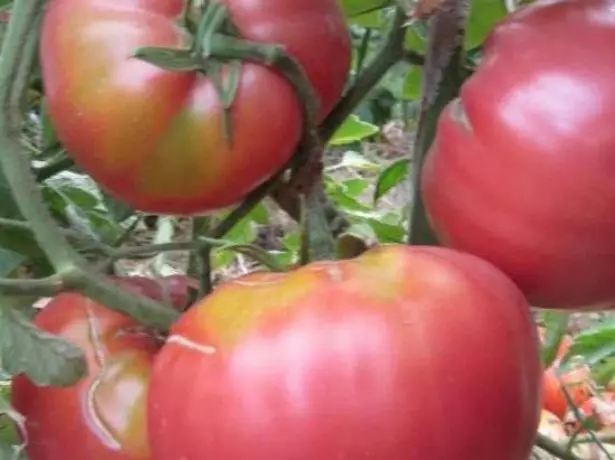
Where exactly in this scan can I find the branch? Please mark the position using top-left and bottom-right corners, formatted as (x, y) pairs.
(407, 0), (470, 245)
(0, 216), (112, 255)
(0, 3), (178, 330)
(0, 274), (65, 297)
(319, 7), (408, 142)
(271, 7), (410, 233)
(535, 433), (584, 460)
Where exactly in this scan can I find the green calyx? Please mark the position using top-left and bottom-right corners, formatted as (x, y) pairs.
(133, 0), (320, 149)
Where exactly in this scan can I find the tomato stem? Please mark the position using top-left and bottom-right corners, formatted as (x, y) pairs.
(407, 0), (469, 246)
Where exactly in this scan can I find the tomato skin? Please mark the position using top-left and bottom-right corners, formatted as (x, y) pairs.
(11, 280), (170, 460)
(148, 245), (542, 460)
(421, 0), (615, 309)
(41, 0), (350, 215)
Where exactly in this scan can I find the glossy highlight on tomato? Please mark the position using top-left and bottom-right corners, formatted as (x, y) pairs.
(41, 0), (351, 215)
(421, 0), (615, 309)
(148, 244), (542, 460)
(11, 281), (171, 460)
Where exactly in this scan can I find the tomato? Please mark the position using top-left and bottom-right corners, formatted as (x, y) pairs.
(41, 0), (351, 215)
(420, 0), (615, 309)
(542, 363), (594, 420)
(147, 245), (542, 460)
(11, 281), (170, 459)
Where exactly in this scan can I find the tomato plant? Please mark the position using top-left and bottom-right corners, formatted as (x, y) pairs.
(147, 245), (542, 460)
(112, 274), (199, 311)
(10, 279), (172, 459)
(40, 0), (351, 215)
(420, 0), (615, 309)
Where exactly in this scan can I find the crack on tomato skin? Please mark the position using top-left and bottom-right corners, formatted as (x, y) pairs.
(167, 334), (217, 355)
(450, 97), (473, 132)
(83, 299), (124, 451)
(84, 299), (107, 371)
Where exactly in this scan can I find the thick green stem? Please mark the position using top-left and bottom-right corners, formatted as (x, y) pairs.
(0, 1), (74, 273)
(407, 0), (470, 245)
(0, 274), (64, 296)
(0, 1), (178, 330)
(0, 217), (112, 255)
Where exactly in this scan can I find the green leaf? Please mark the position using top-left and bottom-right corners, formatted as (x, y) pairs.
(366, 217), (405, 243)
(101, 191), (134, 223)
(0, 249), (25, 278)
(0, 389), (26, 460)
(338, 151), (381, 172)
(401, 66), (423, 101)
(328, 115), (379, 146)
(349, 10), (385, 28)
(466, 0), (508, 49)
(0, 180), (42, 258)
(565, 319), (615, 369)
(340, 0), (390, 17)
(592, 355), (615, 387)
(342, 178), (370, 199)
(374, 158), (409, 203)
(0, 298), (86, 387)
(404, 22), (428, 53)
(541, 311), (569, 368)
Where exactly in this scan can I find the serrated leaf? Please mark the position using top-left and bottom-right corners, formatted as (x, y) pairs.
(374, 158), (409, 203)
(329, 115), (380, 146)
(0, 299), (86, 387)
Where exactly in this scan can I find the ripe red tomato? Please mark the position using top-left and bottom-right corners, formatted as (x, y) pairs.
(542, 364), (594, 420)
(41, 0), (351, 215)
(148, 245), (542, 460)
(420, 0), (615, 309)
(11, 284), (168, 459)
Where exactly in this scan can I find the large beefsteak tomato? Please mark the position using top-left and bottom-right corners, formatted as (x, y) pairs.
(41, 0), (351, 214)
(421, 0), (615, 310)
(147, 245), (542, 460)
(10, 277), (178, 459)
